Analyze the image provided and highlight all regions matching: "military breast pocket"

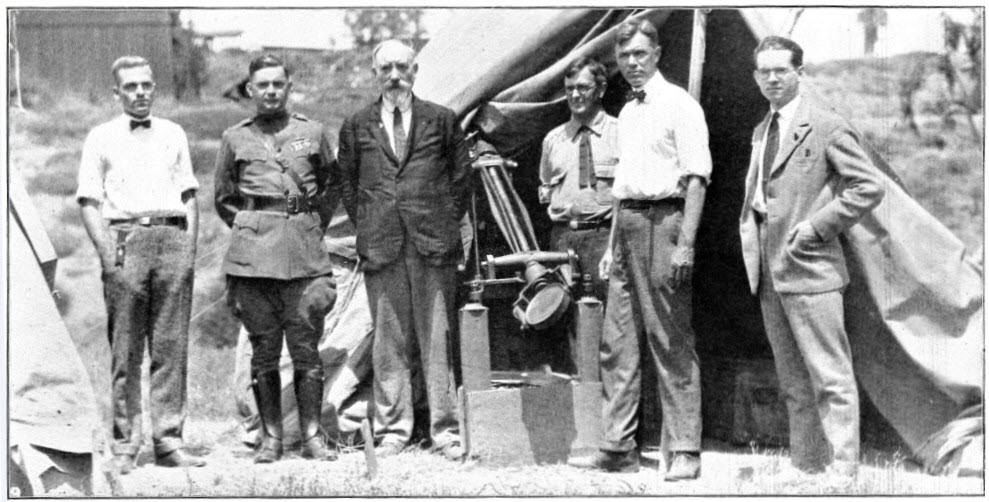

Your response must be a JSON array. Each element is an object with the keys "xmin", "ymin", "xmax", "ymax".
[{"xmin": 234, "ymin": 146, "xmax": 267, "ymax": 165}]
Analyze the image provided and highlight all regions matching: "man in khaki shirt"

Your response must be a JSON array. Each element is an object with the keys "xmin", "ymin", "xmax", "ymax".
[{"xmin": 539, "ymin": 56, "xmax": 619, "ymax": 303}]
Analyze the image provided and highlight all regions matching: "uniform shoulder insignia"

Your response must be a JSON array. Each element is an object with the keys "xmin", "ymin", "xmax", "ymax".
[{"xmin": 291, "ymin": 113, "xmax": 309, "ymax": 122}]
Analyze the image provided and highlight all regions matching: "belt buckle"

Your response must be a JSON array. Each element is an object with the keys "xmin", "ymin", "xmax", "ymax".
[{"xmin": 286, "ymin": 195, "xmax": 300, "ymax": 214}]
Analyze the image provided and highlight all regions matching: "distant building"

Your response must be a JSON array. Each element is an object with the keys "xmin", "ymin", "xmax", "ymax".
[{"xmin": 12, "ymin": 9, "xmax": 179, "ymax": 97}]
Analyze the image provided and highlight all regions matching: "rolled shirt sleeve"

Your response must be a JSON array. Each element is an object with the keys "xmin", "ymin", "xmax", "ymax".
[
  {"xmin": 174, "ymin": 127, "xmax": 200, "ymax": 193},
  {"xmin": 674, "ymin": 97, "xmax": 713, "ymax": 185},
  {"xmin": 76, "ymin": 129, "xmax": 106, "ymax": 204}
]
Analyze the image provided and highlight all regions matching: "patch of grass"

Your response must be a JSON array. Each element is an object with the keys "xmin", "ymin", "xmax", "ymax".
[
  {"xmin": 25, "ymin": 150, "xmax": 79, "ymax": 196},
  {"xmin": 187, "ymin": 345, "xmax": 238, "ymax": 420}
]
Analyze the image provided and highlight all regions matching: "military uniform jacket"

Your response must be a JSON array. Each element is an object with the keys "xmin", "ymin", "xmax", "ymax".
[
  {"xmin": 335, "ymin": 96, "xmax": 472, "ymax": 270},
  {"xmin": 214, "ymin": 113, "xmax": 337, "ymax": 279}
]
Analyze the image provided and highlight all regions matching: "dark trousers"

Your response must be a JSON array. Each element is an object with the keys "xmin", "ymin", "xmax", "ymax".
[
  {"xmin": 228, "ymin": 275, "xmax": 337, "ymax": 374},
  {"xmin": 364, "ymin": 241, "xmax": 460, "ymax": 449},
  {"xmin": 104, "ymin": 224, "xmax": 193, "ymax": 456},
  {"xmin": 599, "ymin": 204, "xmax": 702, "ymax": 454},
  {"xmin": 550, "ymin": 222, "xmax": 611, "ymax": 301},
  {"xmin": 757, "ymin": 219, "xmax": 859, "ymax": 471}
]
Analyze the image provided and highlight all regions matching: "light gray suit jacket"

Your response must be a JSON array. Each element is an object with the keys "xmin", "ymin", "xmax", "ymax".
[{"xmin": 739, "ymin": 94, "xmax": 885, "ymax": 295}]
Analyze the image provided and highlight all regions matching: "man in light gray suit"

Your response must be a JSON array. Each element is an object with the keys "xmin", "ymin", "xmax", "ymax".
[{"xmin": 739, "ymin": 36, "xmax": 885, "ymax": 478}]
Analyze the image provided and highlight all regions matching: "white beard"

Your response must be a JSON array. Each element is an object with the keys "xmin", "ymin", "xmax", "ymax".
[{"xmin": 383, "ymin": 88, "xmax": 412, "ymax": 109}]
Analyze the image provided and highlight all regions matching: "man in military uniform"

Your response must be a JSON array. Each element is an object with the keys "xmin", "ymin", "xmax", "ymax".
[{"xmin": 214, "ymin": 54, "xmax": 338, "ymax": 463}]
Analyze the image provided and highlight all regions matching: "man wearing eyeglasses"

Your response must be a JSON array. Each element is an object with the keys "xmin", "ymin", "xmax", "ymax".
[
  {"xmin": 740, "ymin": 36, "xmax": 884, "ymax": 479},
  {"xmin": 570, "ymin": 19, "xmax": 710, "ymax": 480},
  {"xmin": 538, "ymin": 56, "xmax": 618, "ymax": 306},
  {"xmin": 77, "ymin": 56, "xmax": 205, "ymax": 472}
]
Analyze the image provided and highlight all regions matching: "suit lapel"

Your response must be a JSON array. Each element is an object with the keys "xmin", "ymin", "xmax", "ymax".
[
  {"xmin": 743, "ymin": 114, "xmax": 771, "ymax": 210},
  {"xmin": 366, "ymin": 100, "xmax": 400, "ymax": 166},
  {"xmin": 770, "ymin": 99, "xmax": 812, "ymax": 176}
]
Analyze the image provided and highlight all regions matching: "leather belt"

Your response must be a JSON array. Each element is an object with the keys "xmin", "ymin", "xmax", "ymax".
[
  {"xmin": 566, "ymin": 219, "xmax": 610, "ymax": 231},
  {"xmin": 243, "ymin": 194, "xmax": 316, "ymax": 214},
  {"xmin": 109, "ymin": 216, "xmax": 186, "ymax": 227},
  {"xmin": 619, "ymin": 198, "xmax": 683, "ymax": 210}
]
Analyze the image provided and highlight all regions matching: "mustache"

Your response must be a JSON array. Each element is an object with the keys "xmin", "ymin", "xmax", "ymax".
[{"xmin": 386, "ymin": 79, "xmax": 412, "ymax": 89}]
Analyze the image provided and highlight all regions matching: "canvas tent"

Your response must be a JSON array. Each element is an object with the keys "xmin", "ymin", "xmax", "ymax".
[
  {"xmin": 8, "ymin": 175, "xmax": 101, "ymax": 495},
  {"xmin": 234, "ymin": 8, "xmax": 983, "ymax": 473}
]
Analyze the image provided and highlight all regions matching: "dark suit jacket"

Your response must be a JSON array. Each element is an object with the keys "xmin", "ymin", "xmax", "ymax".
[
  {"xmin": 739, "ymin": 93, "xmax": 885, "ymax": 295},
  {"xmin": 335, "ymin": 96, "xmax": 472, "ymax": 270}
]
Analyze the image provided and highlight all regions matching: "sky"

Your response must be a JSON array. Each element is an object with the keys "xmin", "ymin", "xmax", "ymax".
[{"xmin": 180, "ymin": 7, "xmax": 980, "ymax": 62}]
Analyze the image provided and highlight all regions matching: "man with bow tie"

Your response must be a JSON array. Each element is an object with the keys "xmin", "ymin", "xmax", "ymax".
[
  {"xmin": 740, "ymin": 37, "xmax": 884, "ymax": 479},
  {"xmin": 334, "ymin": 39, "xmax": 472, "ymax": 461},
  {"xmin": 214, "ymin": 54, "xmax": 338, "ymax": 463},
  {"xmin": 77, "ymin": 56, "xmax": 205, "ymax": 472},
  {"xmin": 570, "ymin": 19, "xmax": 711, "ymax": 479}
]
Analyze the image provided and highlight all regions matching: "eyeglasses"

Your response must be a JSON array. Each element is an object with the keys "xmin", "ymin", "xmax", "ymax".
[
  {"xmin": 754, "ymin": 67, "xmax": 796, "ymax": 79},
  {"xmin": 565, "ymin": 84, "xmax": 597, "ymax": 95}
]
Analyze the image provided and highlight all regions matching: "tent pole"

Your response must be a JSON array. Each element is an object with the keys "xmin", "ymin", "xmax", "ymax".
[
  {"xmin": 687, "ymin": 9, "xmax": 709, "ymax": 102},
  {"xmin": 10, "ymin": 12, "xmax": 24, "ymax": 111}
]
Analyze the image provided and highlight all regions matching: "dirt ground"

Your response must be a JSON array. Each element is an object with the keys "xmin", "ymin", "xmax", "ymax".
[{"xmin": 93, "ymin": 419, "xmax": 982, "ymax": 497}]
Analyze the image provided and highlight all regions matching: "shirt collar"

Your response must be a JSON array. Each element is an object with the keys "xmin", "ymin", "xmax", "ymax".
[
  {"xmin": 381, "ymin": 92, "xmax": 413, "ymax": 113},
  {"xmin": 635, "ymin": 72, "xmax": 667, "ymax": 100},
  {"xmin": 121, "ymin": 113, "xmax": 153, "ymax": 123},
  {"xmin": 771, "ymin": 93, "xmax": 801, "ymax": 121},
  {"xmin": 565, "ymin": 109, "xmax": 607, "ymax": 140}
]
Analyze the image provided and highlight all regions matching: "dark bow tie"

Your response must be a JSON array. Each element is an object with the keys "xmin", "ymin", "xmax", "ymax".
[
  {"xmin": 130, "ymin": 119, "xmax": 151, "ymax": 131},
  {"xmin": 626, "ymin": 89, "xmax": 646, "ymax": 103}
]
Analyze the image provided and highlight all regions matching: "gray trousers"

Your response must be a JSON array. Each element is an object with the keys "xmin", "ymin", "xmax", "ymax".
[
  {"xmin": 364, "ymin": 241, "xmax": 460, "ymax": 448},
  {"xmin": 104, "ymin": 224, "xmax": 193, "ymax": 456},
  {"xmin": 600, "ymin": 203, "xmax": 702, "ymax": 454},
  {"xmin": 758, "ymin": 221, "xmax": 860, "ymax": 471},
  {"xmin": 550, "ymin": 222, "xmax": 611, "ymax": 301}
]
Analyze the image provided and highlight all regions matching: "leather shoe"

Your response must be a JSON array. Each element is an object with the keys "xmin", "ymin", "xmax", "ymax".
[
  {"xmin": 568, "ymin": 450, "xmax": 640, "ymax": 473},
  {"xmin": 664, "ymin": 451, "xmax": 701, "ymax": 481},
  {"xmin": 301, "ymin": 436, "xmax": 338, "ymax": 461},
  {"xmin": 437, "ymin": 441, "xmax": 465, "ymax": 461},
  {"xmin": 155, "ymin": 449, "xmax": 206, "ymax": 468},
  {"xmin": 255, "ymin": 437, "xmax": 283, "ymax": 464},
  {"xmin": 113, "ymin": 454, "xmax": 137, "ymax": 475},
  {"xmin": 374, "ymin": 441, "xmax": 405, "ymax": 457}
]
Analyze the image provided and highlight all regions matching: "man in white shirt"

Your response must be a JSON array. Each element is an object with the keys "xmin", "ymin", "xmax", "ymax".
[
  {"xmin": 77, "ymin": 56, "xmax": 204, "ymax": 473},
  {"xmin": 571, "ymin": 19, "xmax": 710, "ymax": 480}
]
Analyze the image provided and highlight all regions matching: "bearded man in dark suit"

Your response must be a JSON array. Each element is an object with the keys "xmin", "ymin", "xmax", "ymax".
[{"xmin": 334, "ymin": 39, "xmax": 472, "ymax": 461}]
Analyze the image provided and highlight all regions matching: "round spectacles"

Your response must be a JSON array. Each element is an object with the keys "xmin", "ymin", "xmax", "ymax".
[
  {"xmin": 755, "ymin": 68, "xmax": 795, "ymax": 79},
  {"xmin": 565, "ymin": 84, "xmax": 597, "ymax": 95}
]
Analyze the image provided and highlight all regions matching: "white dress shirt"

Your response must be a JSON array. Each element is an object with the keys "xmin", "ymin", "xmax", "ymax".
[
  {"xmin": 752, "ymin": 94, "xmax": 802, "ymax": 213},
  {"xmin": 380, "ymin": 93, "xmax": 413, "ymax": 153},
  {"xmin": 76, "ymin": 114, "xmax": 198, "ymax": 220},
  {"xmin": 612, "ymin": 72, "xmax": 713, "ymax": 201}
]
